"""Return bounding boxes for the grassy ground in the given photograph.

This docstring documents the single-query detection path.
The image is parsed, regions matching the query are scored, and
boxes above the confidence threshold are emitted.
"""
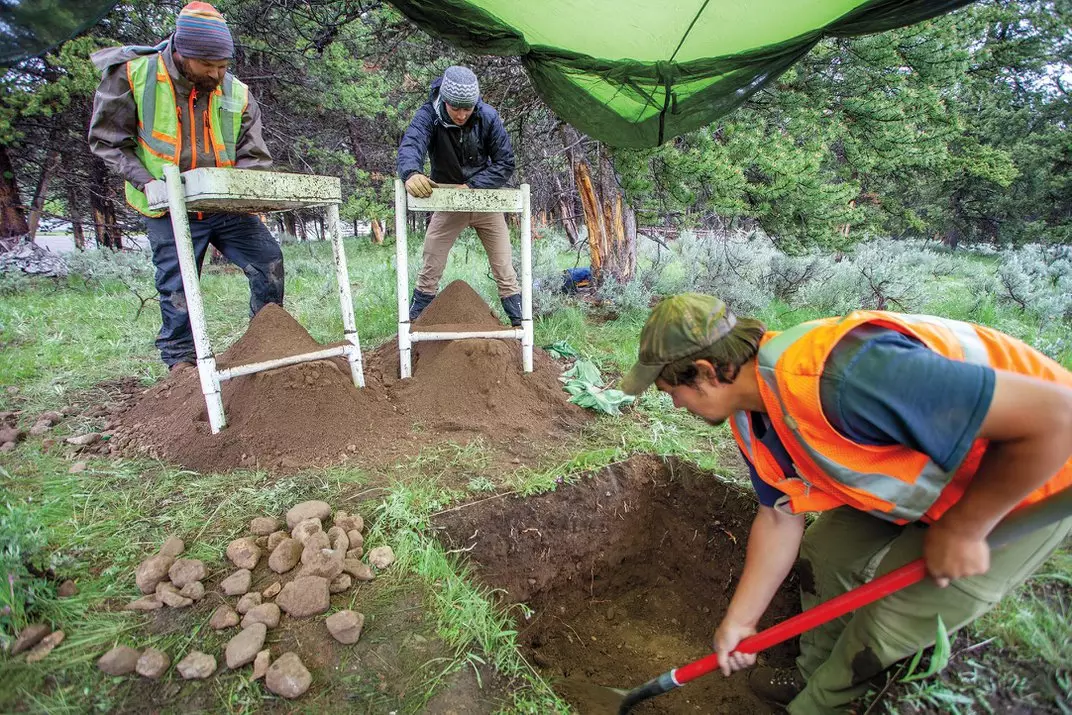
[0,233,1069,713]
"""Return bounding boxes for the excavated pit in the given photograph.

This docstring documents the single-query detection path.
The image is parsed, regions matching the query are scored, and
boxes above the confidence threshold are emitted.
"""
[435,455,801,714]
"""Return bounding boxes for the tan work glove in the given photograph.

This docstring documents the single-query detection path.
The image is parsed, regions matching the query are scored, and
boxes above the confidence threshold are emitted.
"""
[405,173,438,198]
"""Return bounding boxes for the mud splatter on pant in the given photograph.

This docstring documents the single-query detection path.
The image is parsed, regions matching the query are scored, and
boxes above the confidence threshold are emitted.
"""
[789,507,1072,714]
[146,213,284,367]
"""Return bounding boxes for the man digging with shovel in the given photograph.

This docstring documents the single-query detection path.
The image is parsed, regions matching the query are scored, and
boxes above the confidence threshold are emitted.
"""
[621,294,1072,713]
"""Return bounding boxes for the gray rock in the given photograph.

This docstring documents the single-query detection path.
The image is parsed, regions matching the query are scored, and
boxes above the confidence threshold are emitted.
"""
[346,530,364,549]
[178,581,204,601]
[342,559,374,582]
[209,604,240,630]
[298,550,343,580]
[250,516,280,535]
[29,421,51,436]
[168,559,206,588]
[345,547,364,560]
[124,595,162,612]
[300,533,330,564]
[286,500,331,529]
[333,510,363,534]
[0,426,23,445]
[68,461,87,473]
[368,546,396,570]
[251,649,270,680]
[220,569,252,596]
[57,579,78,597]
[98,645,141,675]
[159,535,185,558]
[0,441,16,453]
[267,530,289,551]
[135,554,175,594]
[226,537,261,570]
[13,623,51,655]
[241,602,281,629]
[225,622,267,669]
[265,652,312,699]
[276,576,329,618]
[26,630,65,663]
[176,651,216,679]
[326,526,349,552]
[268,538,303,573]
[135,648,170,678]
[325,610,365,644]
[157,586,193,608]
[262,581,281,598]
[66,432,100,446]
[236,592,262,615]
[291,517,323,545]
[328,573,352,593]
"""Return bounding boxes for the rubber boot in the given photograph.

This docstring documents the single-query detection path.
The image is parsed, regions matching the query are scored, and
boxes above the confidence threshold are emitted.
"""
[500,293,523,327]
[409,289,436,322]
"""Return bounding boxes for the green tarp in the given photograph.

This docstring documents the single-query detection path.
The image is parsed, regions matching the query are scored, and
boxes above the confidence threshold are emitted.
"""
[389,0,974,147]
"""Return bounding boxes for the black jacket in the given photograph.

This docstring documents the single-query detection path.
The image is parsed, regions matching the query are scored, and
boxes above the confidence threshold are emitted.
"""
[396,77,515,189]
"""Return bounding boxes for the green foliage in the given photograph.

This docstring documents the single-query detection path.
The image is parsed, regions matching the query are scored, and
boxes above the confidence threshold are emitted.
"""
[901,615,953,683]
[0,502,54,643]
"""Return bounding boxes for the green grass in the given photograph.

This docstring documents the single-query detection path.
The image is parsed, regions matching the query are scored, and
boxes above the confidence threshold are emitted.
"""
[1,234,1070,713]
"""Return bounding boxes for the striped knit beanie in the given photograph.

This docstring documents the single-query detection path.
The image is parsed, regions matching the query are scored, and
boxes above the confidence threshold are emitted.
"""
[174,2,234,60]
[440,66,480,109]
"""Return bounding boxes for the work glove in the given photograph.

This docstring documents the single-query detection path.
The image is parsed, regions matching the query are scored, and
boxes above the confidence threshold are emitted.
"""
[405,173,437,198]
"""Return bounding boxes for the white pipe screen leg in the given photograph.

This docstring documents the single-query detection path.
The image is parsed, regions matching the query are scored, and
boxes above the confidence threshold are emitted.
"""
[520,183,534,373]
[327,203,364,388]
[163,164,226,433]
[395,179,413,379]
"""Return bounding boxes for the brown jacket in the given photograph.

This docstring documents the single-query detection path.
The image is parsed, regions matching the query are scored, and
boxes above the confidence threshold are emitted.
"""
[88,38,271,191]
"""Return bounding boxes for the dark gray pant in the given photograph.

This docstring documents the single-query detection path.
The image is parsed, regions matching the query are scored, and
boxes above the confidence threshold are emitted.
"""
[145,213,284,367]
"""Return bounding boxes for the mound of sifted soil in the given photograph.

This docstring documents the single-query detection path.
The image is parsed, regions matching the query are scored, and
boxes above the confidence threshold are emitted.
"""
[115,281,585,472]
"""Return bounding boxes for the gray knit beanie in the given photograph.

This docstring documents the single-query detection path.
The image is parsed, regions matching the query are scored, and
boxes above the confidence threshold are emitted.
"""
[173,2,234,61]
[440,66,480,108]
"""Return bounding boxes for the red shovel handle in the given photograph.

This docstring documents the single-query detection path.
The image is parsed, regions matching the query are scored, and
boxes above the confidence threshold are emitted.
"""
[673,559,926,684]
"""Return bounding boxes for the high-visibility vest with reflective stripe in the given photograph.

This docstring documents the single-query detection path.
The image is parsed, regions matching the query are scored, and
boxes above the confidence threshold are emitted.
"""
[731,311,1072,524]
[124,53,248,217]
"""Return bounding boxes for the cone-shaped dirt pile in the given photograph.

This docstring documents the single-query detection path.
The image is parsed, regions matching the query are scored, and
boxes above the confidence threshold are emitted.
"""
[116,282,585,472]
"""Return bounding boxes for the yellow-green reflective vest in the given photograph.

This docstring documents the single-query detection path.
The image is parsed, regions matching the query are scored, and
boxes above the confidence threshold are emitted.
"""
[124,53,248,217]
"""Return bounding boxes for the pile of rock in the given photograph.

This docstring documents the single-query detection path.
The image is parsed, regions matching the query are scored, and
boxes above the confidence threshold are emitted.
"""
[108,500,395,699]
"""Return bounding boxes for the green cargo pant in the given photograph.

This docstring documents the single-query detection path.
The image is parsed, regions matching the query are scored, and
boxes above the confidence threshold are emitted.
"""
[787,506,1072,715]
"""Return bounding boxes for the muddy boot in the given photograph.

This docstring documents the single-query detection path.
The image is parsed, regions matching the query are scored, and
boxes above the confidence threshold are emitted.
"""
[748,666,805,708]
[409,289,436,322]
[500,293,523,327]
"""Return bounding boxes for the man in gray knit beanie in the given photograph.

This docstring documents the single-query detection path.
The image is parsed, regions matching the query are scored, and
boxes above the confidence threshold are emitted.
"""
[397,66,521,326]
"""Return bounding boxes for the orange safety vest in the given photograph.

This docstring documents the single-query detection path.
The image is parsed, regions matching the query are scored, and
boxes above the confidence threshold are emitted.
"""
[731,311,1072,524]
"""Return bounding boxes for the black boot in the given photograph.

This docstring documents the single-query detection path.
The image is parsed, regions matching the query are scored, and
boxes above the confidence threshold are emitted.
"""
[500,293,523,327]
[410,289,436,322]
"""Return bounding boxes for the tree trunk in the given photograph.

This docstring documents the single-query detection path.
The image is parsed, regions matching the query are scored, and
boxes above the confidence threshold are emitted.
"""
[371,218,384,245]
[573,149,637,285]
[283,212,297,238]
[67,179,85,250]
[0,144,29,240]
[89,157,122,249]
[28,149,62,240]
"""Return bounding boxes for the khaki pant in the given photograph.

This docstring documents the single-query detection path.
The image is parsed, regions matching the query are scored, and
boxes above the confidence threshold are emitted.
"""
[788,507,1072,714]
[416,211,520,297]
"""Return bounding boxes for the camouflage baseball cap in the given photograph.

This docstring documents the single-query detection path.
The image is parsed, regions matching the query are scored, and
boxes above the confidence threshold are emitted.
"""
[620,294,737,395]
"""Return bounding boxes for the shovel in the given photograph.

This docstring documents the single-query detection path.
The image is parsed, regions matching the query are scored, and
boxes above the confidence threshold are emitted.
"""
[607,487,1072,714]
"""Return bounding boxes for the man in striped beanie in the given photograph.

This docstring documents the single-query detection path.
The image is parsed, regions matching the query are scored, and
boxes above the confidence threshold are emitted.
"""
[89,3,282,372]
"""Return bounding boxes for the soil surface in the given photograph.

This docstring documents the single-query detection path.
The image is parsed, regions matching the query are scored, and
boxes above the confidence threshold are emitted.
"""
[435,455,801,714]
[113,280,586,473]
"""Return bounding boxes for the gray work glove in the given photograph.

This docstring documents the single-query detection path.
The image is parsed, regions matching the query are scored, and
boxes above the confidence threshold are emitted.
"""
[405,173,438,198]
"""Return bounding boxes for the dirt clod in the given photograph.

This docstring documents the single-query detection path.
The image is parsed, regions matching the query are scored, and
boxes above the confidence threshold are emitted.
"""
[13,624,51,655]
[262,581,281,598]
[159,536,185,558]
[57,580,77,597]
[25,630,64,663]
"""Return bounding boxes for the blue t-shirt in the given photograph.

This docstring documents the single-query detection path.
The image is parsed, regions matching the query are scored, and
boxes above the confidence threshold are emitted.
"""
[747,325,996,508]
